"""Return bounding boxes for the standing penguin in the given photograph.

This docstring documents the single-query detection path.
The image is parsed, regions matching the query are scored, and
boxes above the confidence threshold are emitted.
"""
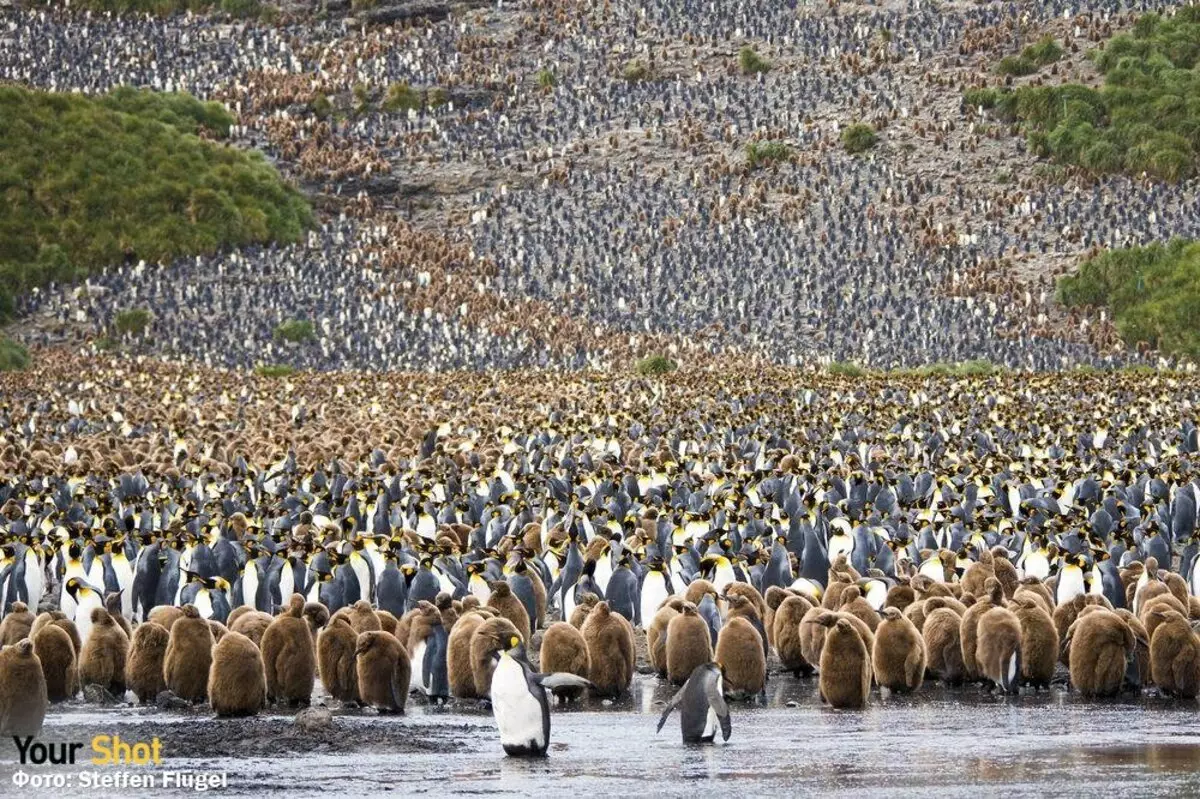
[355,630,411,714]
[78,608,129,698]
[163,605,214,703]
[208,631,267,717]
[65,578,104,645]
[448,611,488,699]
[814,613,871,709]
[126,622,170,704]
[714,617,766,699]
[656,662,732,744]
[639,558,674,630]
[487,582,532,642]
[666,602,713,685]
[489,635,592,756]
[538,622,590,702]
[317,616,360,704]
[406,601,450,701]
[581,601,634,697]
[976,607,1022,695]
[872,607,925,693]
[260,594,316,707]
[33,623,77,703]
[0,639,48,736]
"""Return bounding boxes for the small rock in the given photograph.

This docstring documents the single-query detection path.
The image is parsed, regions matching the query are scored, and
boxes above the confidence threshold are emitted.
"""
[155,690,190,710]
[295,707,334,732]
[82,684,119,706]
[786,700,799,708]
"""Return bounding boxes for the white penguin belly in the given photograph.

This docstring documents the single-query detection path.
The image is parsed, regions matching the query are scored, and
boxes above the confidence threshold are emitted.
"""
[640,577,668,625]
[410,639,428,693]
[243,565,260,610]
[492,656,544,748]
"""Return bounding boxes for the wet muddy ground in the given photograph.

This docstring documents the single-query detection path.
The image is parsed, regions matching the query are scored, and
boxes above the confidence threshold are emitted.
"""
[2,674,1198,798]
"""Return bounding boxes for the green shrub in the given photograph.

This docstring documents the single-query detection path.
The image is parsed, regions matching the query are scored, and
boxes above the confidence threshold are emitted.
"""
[622,60,650,82]
[841,123,878,154]
[745,140,792,169]
[970,9,1200,181]
[219,0,260,16]
[1059,238,1200,358]
[0,85,310,320]
[93,336,118,352]
[274,319,316,343]
[113,308,153,336]
[0,336,29,371]
[537,69,556,89]
[310,93,333,119]
[826,361,866,377]
[256,364,298,378]
[428,88,448,107]
[952,359,1002,377]
[383,83,421,113]
[739,46,772,75]
[636,355,677,376]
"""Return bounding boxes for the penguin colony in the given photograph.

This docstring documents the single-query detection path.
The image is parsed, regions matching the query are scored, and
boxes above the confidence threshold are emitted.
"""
[7,2,1200,374]
[4,368,1200,753]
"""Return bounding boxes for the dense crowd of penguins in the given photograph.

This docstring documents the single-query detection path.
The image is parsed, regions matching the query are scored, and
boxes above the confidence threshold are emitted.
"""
[0,357,1199,749]
[4,0,1200,370]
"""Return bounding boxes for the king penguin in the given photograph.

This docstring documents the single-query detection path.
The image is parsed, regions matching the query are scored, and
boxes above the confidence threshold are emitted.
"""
[656,662,732,744]
[490,635,593,757]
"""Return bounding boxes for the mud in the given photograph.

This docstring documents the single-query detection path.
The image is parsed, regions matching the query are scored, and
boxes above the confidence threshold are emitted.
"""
[2,672,1198,798]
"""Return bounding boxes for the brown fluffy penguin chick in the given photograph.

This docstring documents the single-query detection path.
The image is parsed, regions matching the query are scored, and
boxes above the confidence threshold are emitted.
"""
[355,631,411,713]
[1147,609,1200,698]
[209,621,228,643]
[822,574,851,610]
[486,581,531,642]
[582,601,634,697]
[148,605,184,631]
[229,610,273,647]
[922,599,967,685]
[838,585,880,632]
[0,601,34,645]
[1052,594,1090,665]
[34,623,78,702]
[1013,581,1054,616]
[539,622,591,701]
[665,602,713,685]
[317,616,360,703]
[376,610,399,637]
[1011,596,1057,689]
[724,581,767,623]
[773,596,815,677]
[1112,609,1152,687]
[208,631,266,717]
[1141,594,1188,641]
[909,574,953,600]
[715,617,766,699]
[1163,572,1189,608]
[990,548,1020,598]
[684,579,717,606]
[1066,609,1135,698]
[647,604,680,677]
[104,593,133,639]
[959,578,1004,682]
[959,548,996,598]
[164,605,215,702]
[260,594,316,707]
[885,583,916,613]
[349,600,382,634]
[976,607,1022,694]
[78,608,129,697]
[569,593,600,629]
[303,602,330,639]
[903,599,929,632]
[1189,596,1200,621]
[763,586,791,645]
[872,607,925,693]
[125,622,169,703]
[225,605,254,630]
[814,614,870,709]
[0,640,48,735]
[799,604,830,672]
[469,616,522,697]
[447,612,486,699]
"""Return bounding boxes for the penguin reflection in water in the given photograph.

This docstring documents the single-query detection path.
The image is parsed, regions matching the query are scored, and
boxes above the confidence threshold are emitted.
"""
[656,663,732,744]
[490,635,593,756]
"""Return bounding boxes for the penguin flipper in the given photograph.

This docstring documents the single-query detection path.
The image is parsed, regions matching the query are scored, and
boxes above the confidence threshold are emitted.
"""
[535,673,593,691]
[655,686,685,733]
[704,677,732,741]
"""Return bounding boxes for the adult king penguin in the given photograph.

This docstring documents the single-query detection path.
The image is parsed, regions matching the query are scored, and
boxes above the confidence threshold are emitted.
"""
[490,635,592,756]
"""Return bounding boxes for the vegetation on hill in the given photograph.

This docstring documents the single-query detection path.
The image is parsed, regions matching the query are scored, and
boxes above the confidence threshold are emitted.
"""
[739,46,773,75]
[996,35,1064,76]
[274,319,317,344]
[42,0,278,18]
[636,355,677,376]
[0,85,311,320]
[745,140,793,169]
[841,123,878,154]
[965,9,1200,181]
[1059,239,1200,359]
[0,337,30,371]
